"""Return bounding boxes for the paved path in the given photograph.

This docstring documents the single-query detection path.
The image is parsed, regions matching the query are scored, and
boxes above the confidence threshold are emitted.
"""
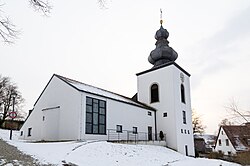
[0,139,52,166]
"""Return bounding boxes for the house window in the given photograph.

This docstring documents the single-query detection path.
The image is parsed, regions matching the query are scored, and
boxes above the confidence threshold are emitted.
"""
[163,112,167,117]
[181,84,185,104]
[247,139,250,145]
[148,111,152,116]
[20,131,23,136]
[182,111,186,124]
[133,127,137,134]
[116,125,122,133]
[42,116,45,121]
[221,131,223,135]
[151,84,159,103]
[228,151,231,156]
[188,130,190,134]
[85,97,106,135]
[28,128,32,137]
[184,129,186,134]
[226,139,229,146]
[218,139,221,146]
[181,129,183,133]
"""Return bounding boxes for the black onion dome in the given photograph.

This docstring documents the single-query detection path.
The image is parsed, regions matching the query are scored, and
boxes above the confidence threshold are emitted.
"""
[148,24,178,67]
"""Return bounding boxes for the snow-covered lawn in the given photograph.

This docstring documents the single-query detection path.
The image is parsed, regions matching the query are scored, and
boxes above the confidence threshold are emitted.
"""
[0,129,240,166]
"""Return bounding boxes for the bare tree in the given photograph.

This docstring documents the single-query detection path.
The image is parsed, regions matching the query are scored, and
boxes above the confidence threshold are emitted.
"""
[192,111,206,134]
[0,0,52,43]
[224,99,250,124]
[219,118,233,126]
[0,75,25,127]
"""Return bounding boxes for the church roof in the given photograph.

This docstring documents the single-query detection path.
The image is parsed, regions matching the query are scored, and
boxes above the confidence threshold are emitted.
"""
[34,74,156,111]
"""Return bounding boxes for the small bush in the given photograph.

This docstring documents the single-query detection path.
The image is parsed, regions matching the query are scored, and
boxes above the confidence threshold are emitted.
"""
[234,151,250,165]
[207,152,224,159]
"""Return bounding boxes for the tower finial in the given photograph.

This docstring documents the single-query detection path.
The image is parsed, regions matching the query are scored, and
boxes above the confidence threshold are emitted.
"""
[160,9,163,25]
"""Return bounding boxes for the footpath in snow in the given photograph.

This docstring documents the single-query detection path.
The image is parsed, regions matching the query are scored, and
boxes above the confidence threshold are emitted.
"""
[0,129,241,166]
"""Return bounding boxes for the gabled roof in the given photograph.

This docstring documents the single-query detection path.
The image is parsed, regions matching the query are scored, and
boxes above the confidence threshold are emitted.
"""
[34,74,156,111]
[217,124,250,151]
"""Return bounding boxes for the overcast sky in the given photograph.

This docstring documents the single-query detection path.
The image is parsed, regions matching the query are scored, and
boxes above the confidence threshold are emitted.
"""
[1,0,250,134]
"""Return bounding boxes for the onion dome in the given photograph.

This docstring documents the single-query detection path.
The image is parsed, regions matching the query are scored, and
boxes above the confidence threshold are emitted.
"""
[148,21,178,67]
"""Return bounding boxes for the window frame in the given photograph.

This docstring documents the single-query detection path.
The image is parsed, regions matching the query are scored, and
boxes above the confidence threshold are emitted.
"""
[218,139,222,146]
[28,128,32,137]
[116,125,122,133]
[132,127,138,134]
[163,112,167,117]
[226,139,229,146]
[85,96,106,135]
[181,84,186,104]
[182,110,187,124]
[150,83,159,103]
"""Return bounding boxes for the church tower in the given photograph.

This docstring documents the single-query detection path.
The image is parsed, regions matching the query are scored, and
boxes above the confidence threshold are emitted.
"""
[136,18,195,156]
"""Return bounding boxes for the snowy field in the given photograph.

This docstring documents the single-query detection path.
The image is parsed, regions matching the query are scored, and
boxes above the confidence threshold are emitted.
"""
[0,129,240,166]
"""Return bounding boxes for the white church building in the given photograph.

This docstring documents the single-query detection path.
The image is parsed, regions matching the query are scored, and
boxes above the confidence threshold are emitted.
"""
[20,21,195,156]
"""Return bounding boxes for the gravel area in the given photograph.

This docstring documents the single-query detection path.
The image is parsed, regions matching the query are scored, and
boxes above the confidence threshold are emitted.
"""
[0,139,52,166]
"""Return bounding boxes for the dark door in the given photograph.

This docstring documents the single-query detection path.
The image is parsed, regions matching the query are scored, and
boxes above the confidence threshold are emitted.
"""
[148,126,152,141]
[185,145,188,156]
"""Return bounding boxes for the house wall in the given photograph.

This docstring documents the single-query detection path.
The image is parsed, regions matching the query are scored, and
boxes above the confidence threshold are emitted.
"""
[80,93,156,140]
[19,76,82,141]
[137,64,195,156]
[215,128,237,155]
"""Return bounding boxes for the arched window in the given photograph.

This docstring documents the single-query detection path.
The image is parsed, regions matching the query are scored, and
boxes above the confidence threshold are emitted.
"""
[151,84,159,103]
[181,84,185,103]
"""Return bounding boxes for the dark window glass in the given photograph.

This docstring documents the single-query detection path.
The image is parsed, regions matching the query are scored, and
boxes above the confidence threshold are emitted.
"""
[219,139,222,146]
[133,127,137,134]
[226,139,229,146]
[99,125,105,134]
[181,129,183,133]
[85,96,106,135]
[28,128,32,137]
[151,84,159,103]
[116,125,122,133]
[93,113,99,125]
[181,84,186,103]
[182,111,187,124]
[148,111,152,116]
[86,105,92,113]
[86,123,92,134]
[86,97,92,105]
[99,115,105,124]
[163,112,167,117]
[20,131,23,136]
[86,113,92,123]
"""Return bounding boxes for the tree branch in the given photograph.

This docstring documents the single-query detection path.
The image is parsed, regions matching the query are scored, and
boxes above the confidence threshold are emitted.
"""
[0,17,19,43]
[29,0,52,16]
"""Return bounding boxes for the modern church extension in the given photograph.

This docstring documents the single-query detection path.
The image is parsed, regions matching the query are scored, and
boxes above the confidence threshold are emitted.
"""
[20,19,195,156]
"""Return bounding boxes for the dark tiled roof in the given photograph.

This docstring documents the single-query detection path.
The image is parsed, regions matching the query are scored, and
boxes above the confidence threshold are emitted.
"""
[222,124,250,151]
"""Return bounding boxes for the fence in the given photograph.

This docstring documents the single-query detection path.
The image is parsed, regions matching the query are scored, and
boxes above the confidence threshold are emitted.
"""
[107,129,167,143]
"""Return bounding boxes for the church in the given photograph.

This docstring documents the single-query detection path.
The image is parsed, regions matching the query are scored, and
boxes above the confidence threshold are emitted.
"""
[19,19,195,156]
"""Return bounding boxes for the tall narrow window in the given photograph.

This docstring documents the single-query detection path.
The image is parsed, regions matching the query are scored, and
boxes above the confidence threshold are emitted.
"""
[181,84,185,103]
[218,139,222,146]
[85,97,106,135]
[151,84,159,103]
[28,128,32,137]
[182,110,186,124]
[226,139,229,146]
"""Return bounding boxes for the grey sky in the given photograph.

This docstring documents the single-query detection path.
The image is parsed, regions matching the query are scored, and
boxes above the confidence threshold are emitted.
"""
[1,0,250,134]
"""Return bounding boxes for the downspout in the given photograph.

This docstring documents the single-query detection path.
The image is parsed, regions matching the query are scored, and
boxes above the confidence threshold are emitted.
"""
[154,110,157,140]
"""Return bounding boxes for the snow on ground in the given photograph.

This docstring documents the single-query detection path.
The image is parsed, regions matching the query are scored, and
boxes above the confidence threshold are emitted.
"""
[0,129,240,166]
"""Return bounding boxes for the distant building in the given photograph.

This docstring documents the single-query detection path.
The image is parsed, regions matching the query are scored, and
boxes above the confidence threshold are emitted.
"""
[194,134,216,155]
[2,120,24,130]
[214,123,250,155]
[20,20,195,156]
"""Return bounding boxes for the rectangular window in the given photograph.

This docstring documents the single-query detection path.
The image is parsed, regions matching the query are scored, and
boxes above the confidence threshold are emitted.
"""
[20,131,23,136]
[148,111,152,116]
[182,111,186,124]
[85,96,106,135]
[228,151,231,156]
[163,112,167,117]
[133,127,137,134]
[218,139,222,146]
[221,131,223,135]
[181,129,183,133]
[116,125,122,133]
[226,139,229,146]
[28,128,32,137]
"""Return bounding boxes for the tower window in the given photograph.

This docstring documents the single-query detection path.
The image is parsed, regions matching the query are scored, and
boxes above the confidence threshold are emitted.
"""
[151,84,159,103]
[181,84,186,104]
[182,110,187,124]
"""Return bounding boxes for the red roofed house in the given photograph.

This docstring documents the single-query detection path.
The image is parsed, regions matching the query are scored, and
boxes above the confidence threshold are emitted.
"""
[214,123,250,155]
